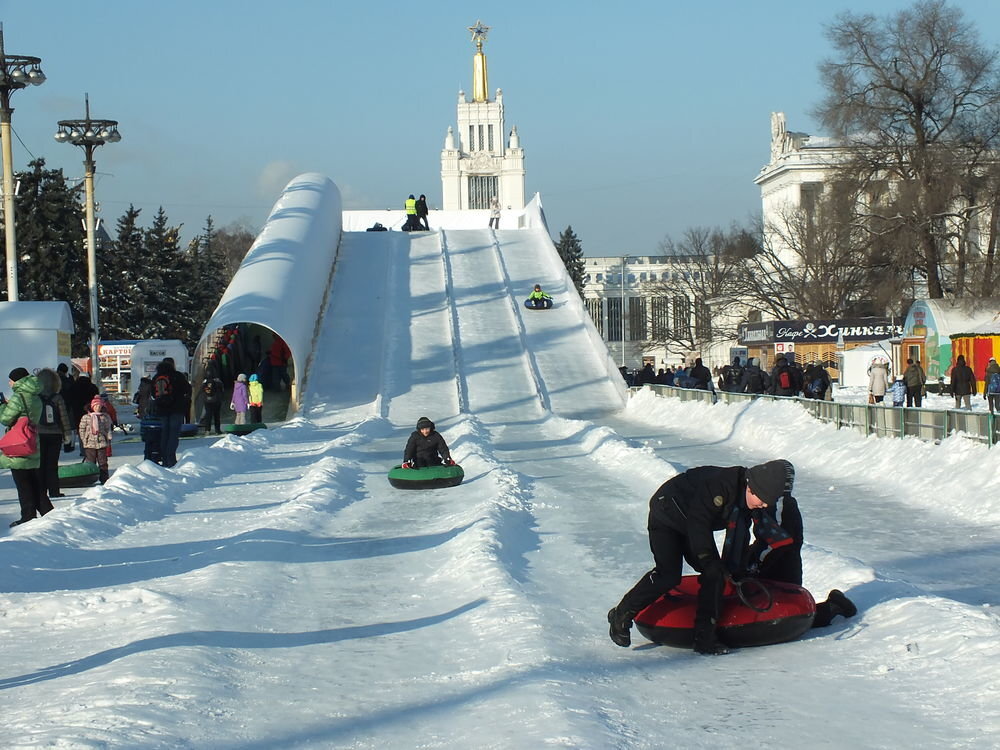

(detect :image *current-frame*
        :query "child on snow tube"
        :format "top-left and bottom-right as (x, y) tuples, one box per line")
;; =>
(402, 417), (455, 468)
(526, 284), (553, 309)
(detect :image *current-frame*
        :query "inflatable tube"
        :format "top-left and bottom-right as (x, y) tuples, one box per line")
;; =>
(180, 423), (200, 438)
(58, 461), (100, 488)
(223, 423), (268, 436)
(634, 575), (815, 649)
(523, 298), (553, 310)
(387, 464), (464, 490)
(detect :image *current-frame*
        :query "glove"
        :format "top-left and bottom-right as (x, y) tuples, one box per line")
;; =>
(401, 460), (414, 469)
(63, 442), (74, 453)
(443, 457), (455, 466)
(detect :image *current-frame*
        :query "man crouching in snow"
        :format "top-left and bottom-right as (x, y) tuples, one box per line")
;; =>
(608, 460), (857, 654)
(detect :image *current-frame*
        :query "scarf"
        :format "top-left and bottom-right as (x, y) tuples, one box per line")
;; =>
(90, 412), (106, 435)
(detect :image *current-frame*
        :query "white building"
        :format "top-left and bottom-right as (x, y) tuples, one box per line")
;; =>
(753, 112), (848, 266)
(440, 21), (526, 211)
(580, 255), (732, 371)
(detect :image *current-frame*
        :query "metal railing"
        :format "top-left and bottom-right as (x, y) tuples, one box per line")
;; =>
(640, 385), (1000, 447)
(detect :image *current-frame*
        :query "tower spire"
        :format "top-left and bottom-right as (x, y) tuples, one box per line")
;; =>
(469, 20), (490, 103)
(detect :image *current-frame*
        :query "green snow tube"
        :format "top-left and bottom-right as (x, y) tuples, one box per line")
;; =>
(222, 423), (268, 436)
(387, 463), (464, 490)
(59, 461), (100, 488)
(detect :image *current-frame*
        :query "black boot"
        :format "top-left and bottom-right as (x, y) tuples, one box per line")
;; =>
(608, 607), (634, 648)
(99, 468), (109, 485)
(825, 589), (857, 619)
(693, 619), (730, 655)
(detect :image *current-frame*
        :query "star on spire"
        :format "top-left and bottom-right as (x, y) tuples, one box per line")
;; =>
(469, 20), (490, 50)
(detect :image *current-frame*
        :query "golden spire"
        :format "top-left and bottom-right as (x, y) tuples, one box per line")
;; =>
(469, 20), (490, 102)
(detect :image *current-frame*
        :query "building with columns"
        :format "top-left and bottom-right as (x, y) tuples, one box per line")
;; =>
(440, 21), (526, 211)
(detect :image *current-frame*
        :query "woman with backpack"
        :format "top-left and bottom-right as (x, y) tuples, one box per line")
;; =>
(1, 368), (50, 527)
(36, 368), (74, 500)
(983, 357), (1000, 414)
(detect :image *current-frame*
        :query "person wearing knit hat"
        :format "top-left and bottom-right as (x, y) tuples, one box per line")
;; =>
(401, 416), (454, 469)
(608, 460), (856, 654)
(79, 395), (113, 484)
(1, 367), (49, 526)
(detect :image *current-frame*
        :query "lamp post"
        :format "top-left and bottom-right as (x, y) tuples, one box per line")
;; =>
(0, 26), (45, 301)
(54, 95), (121, 380)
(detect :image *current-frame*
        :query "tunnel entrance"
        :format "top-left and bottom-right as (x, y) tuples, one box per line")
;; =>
(192, 323), (294, 427)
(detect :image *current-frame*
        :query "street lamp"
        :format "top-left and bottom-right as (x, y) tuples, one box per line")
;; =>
(0, 26), (45, 301)
(54, 95), (121, 381)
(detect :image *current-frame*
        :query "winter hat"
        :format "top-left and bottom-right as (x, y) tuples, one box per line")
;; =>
(8, 367), (29, 382)
(249, 374), (258, 382)
(416, 416), (434, 431)
(237, 373), (247, 382)
(90, 396), (104, 409)
(747, 459), (795, 507)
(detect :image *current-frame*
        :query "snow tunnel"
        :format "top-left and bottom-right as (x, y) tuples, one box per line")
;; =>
(192, 173), (343, 422)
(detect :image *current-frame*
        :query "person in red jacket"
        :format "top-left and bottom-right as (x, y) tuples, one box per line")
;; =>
(268, 336), (291, 391)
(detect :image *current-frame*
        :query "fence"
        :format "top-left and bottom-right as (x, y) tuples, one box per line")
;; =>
(641, 385), (1000, 448)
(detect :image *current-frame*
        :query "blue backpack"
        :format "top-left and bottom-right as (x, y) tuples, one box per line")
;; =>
(988, 372), (1000, 395)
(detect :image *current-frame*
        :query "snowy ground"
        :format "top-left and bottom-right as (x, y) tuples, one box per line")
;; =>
(2, 229), (998, 748)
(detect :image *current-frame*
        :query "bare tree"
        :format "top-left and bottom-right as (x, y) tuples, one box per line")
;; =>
(748, 185), (910, 319)
(213, 221), (258, 279)
(815, 0), (1000, 298)
(645, 226), (757, 355)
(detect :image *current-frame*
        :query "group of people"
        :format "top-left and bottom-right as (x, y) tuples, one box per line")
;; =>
(403, 194), (430, 232)
(1, 364), (123, 528)
(871, 358), (928, 407)
(626, 355), (835, 400)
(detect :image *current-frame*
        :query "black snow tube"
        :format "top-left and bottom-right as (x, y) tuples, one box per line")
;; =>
(222, 423), (268, 436)
(634, 575), (816, 649)
(387, 464), (464, 489)
(523, 298), (553, 310)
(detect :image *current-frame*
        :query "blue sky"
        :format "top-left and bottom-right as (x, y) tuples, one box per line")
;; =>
(4, 0), (1000, 256)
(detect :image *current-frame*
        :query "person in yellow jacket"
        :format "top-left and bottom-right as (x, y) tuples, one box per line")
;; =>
(248, 374), (264, 423)
(403, 194), (418, 231)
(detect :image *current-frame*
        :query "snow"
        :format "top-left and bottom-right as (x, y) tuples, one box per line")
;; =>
(2, 225), (999, 748)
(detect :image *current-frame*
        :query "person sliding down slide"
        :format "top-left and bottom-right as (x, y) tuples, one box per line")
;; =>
(402, 417), (454, 468)
(525, 284), (553, 309)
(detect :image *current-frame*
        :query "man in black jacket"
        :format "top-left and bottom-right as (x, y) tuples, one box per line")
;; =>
(402, 416), (454, 468)
(607, 460), (855, 654)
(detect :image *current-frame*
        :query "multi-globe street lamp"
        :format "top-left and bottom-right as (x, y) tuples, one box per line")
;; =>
(0, 27), (45, 301)
(55, 95), (121, 381)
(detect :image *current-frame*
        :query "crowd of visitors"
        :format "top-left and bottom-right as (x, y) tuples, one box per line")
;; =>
(619, 352), (996, 411)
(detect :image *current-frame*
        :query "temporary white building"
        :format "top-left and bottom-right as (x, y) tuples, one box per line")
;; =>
(194, 173), (343, 412)
(0, 301), (74, 398)
(837, 339), (894, 388)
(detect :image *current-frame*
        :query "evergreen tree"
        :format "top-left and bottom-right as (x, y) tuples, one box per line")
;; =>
(101, 205), (147, 340)
(141, 207), (194, 343)
(556, 225), (586, 295)
(3, 159), (88, 347)
(187, 215), (227, 334)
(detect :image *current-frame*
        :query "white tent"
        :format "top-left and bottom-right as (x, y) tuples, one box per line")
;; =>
(837, 339), (894, 387)
(0, 301), (74, 397)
